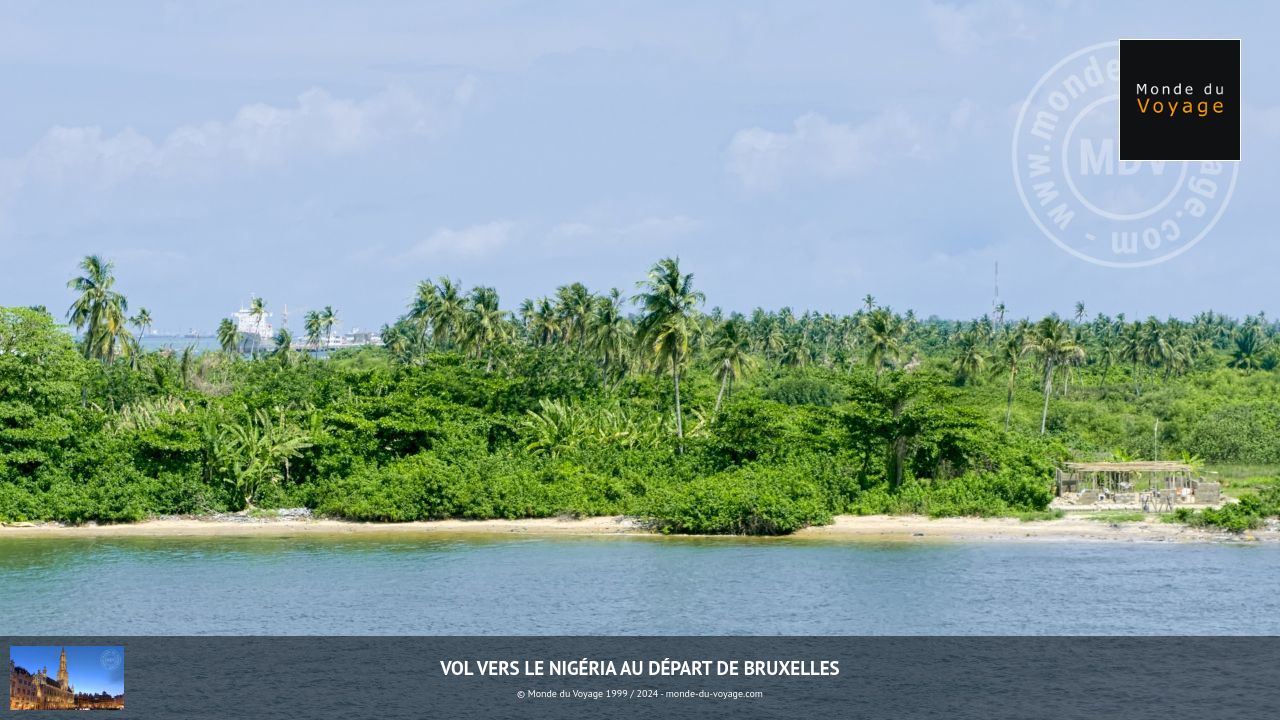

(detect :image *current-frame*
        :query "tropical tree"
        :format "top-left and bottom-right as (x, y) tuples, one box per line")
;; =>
(219, 408), (312, 510)
(217, 318), (240, 354)
(633, 257), (704, 447)
(555, 282), (595, 347)
(248, 297), (268, 353)
(303, 310), (324, 351)
(588, 289), (629, 379)
(996, 322), (1028, 430)
(130, 307), (153, 337)
(431, 278), (466, 348)
(66, 255), (132, 362)
(952, 328), (988, 385)
(1228, 324), (1271, 371)
(1025, 316), (1084, 434)
(859, 307), (906, 382)
(271, 328), (296, 367)
(461, 286), (511, 370)
(709, 318), (756, 414)
(321, 306), (338, 348)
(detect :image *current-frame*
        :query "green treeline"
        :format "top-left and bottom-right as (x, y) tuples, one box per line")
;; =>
(2, 256), (1280, 533)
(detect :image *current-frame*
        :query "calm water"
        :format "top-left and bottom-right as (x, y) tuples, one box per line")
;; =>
(1, 536), (1277, 635)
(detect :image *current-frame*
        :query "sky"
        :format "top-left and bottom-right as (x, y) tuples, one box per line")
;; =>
(9, 645), (125, 695)
(0, 1), (1277, 334)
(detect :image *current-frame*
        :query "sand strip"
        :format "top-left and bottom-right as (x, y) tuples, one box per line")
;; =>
(0, 514), (1274, 543)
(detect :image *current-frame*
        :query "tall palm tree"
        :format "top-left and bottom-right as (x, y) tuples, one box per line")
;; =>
(952, 329), (988, 385)
(709, 318), (756, 413)
(408, 279), (437, 346)
(248, 297), (267, 353)
(462, 286), (511, 370)
(303, 310), (324, 351)
(431, 278), (466, 349)
(997, 322), (1029, 430)
(130, 307), (153, 337)
(588, 289), (629, 379)
(555, 282), (595, 346)
(633, 257), (704, 447)
(217, 318), (240, 354)
(66, 254), (131, 362)
(859, 307), (906, 382)
(320, 306), (338, 348)
(1025, 316), (1084, 434)
(1119, 321), (1149, 395)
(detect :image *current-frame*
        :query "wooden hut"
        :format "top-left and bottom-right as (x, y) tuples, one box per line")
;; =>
(1055, 461), (1215, 509)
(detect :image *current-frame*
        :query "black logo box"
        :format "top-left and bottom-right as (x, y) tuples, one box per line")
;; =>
(1119, 39), (1240, 161)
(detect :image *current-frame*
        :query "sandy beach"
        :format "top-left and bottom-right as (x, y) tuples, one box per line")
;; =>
(0, 513), (1274, 543)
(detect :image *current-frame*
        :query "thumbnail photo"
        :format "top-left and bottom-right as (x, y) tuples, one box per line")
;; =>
(8, 646), (124, 711)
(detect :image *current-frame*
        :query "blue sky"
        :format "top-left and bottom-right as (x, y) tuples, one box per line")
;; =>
(0, 1), (1277, 334)
(9, 645), (125, 695)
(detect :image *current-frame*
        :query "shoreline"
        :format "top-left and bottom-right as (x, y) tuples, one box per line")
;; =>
(0, 513), (1274, 543)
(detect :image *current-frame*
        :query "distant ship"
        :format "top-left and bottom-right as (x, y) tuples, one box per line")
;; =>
(230, 299), (380, 350)
(233, 304), (274, 347)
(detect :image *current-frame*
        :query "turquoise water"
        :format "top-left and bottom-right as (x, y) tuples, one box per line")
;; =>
(1, 536), (1277, 635)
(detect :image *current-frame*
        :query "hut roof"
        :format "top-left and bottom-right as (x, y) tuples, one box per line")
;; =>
(1063, 461), (1193, 473)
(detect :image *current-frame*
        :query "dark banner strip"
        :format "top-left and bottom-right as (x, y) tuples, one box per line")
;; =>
(5, 637), (1279, 719)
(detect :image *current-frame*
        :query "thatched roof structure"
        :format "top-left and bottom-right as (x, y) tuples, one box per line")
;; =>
(1063, 461), (1192, 473)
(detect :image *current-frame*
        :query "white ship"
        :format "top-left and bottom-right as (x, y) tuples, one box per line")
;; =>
(233, 300), (274, 348)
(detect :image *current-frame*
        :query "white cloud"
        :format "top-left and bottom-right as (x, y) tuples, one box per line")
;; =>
(726, 111), (927, 191)
(4, 86), (443, 194)
(405, 221), (516, 260)
(548, 214), (699, 244)
(926, 1), (1043, 55)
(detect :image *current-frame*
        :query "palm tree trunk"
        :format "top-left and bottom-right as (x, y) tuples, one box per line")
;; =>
(714, 361), (729, 414)
(672, 356), (684, 450)
(1004, 367), (1016, 431)
(1040, 360), (1055, 434)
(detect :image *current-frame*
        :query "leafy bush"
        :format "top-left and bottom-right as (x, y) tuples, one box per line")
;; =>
(848, 471), (1053, 518)
(644, 464), (832, 535)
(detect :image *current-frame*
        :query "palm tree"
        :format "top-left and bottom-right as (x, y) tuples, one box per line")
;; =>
(303, 310), (324, 351)
(997, 322), (1028, 430)
(431, 278), (466, 348)
(248, 297), (267, 353)
(320, 306), (338, 348)
(1025, 316), (1084, 434)
(271, 328), (296, 366)
(1228, 324), (1270, 370)
(408, 279), (437, 346)
(633, 257), (704, 447)
(67, 255), (132, 362)
(462, 286), (511, 370)
(952, 329), (988, 385)
(709, 318), (756, 413)
(589, 289), (629, 379)
(859, 307), (906, 382)
(130, 307), (153, 337)
(217, 318), (240, 354)
(1119, 321), (1149, 395)
(555, 282), (595, 346)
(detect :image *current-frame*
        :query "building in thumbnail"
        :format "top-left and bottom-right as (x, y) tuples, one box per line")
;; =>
(75, 691), (125, 710)
(9, 647), (76, 710)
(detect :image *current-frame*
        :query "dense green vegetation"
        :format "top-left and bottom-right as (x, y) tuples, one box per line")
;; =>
(2, 255), (1280, 533)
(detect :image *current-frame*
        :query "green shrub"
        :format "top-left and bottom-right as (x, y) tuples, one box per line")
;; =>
(644, 464), (832, 535)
